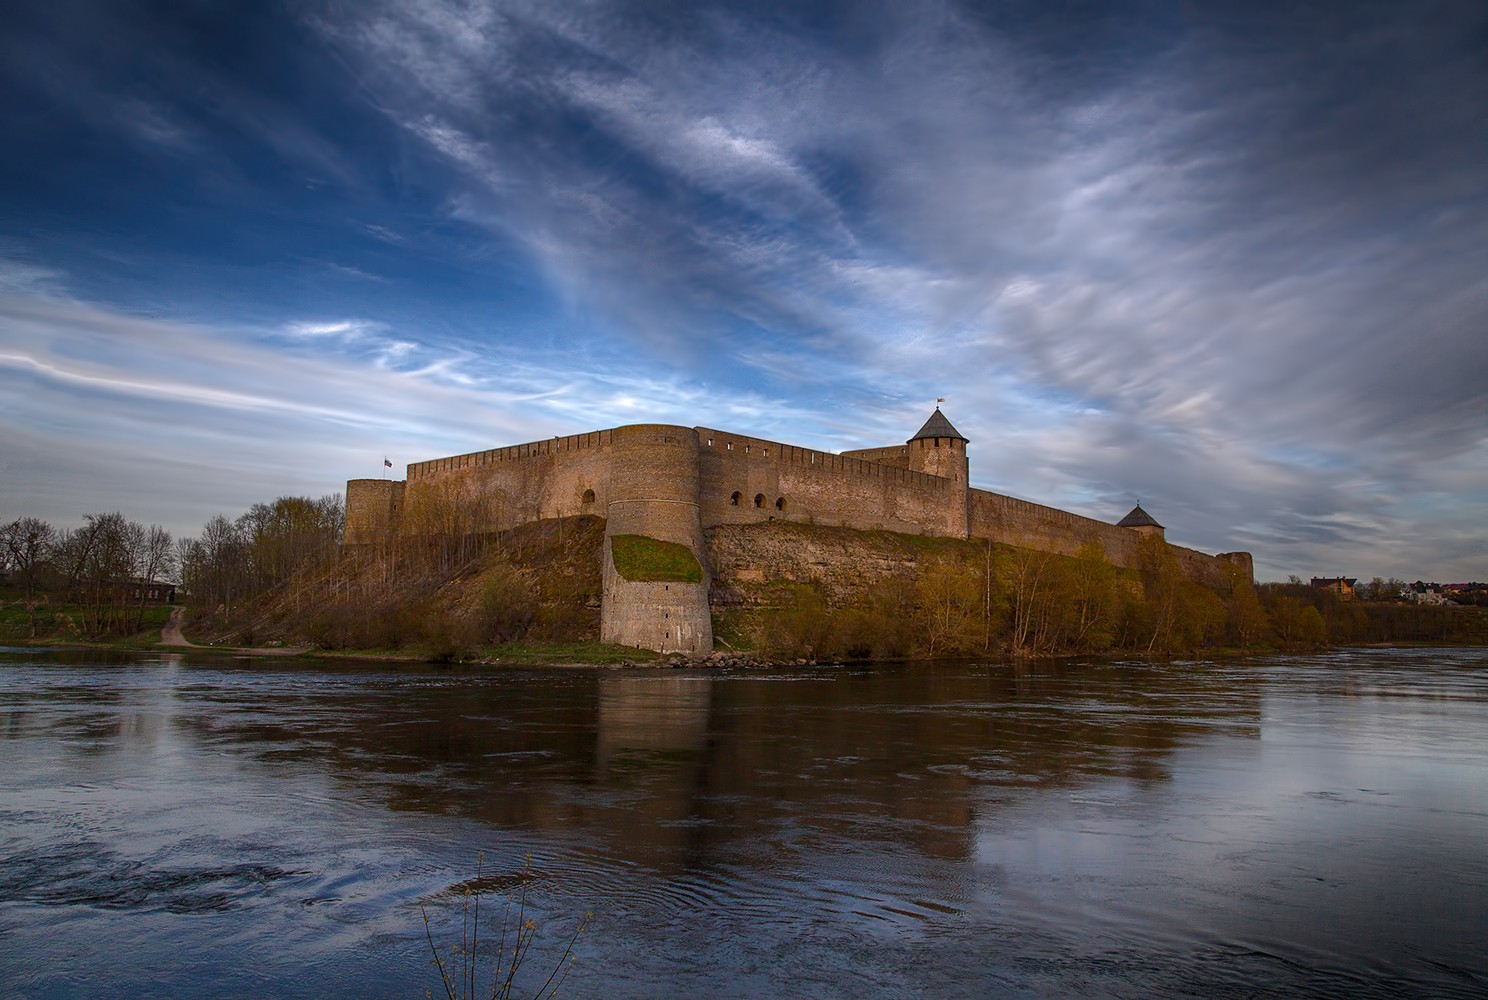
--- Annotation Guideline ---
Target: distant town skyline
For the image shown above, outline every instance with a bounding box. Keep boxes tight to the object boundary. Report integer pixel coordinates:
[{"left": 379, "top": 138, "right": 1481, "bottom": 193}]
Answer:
[{"left": 2, "top": 0, "right": 1485, "bottom": 583}]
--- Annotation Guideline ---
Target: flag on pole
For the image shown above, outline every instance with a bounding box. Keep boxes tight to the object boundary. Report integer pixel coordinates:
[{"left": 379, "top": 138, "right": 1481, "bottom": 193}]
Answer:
[
  {"left": 384, "top": 458, "right": 392, "bottom": 468},
  {"left": 936, "top": 397, "right": 945, "bottom": 403}
]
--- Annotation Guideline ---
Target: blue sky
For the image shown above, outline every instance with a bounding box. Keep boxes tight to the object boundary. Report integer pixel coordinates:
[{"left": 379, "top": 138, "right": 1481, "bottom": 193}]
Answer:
[{"left": 2, "top": 0, "right": 1486, "bottom": 582}]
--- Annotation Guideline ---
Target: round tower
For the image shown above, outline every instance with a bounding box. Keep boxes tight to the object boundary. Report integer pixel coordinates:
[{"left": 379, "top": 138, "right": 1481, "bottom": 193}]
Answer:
[
  {"left": 906, "top": 407, "right": 970, "bottom": 537},
  {"left": 600, "top": 425, "right": 713, "bottom": 653},
  {"left": 906, "top": 408, "right": 969, "bottom": 482}
]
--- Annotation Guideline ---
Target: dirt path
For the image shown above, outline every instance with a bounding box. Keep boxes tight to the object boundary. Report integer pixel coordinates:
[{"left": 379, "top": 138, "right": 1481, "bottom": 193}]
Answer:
[
  {"left": 161, "top": 606, "right": 196, "bottom": 646},
  {"left": 160, "top": 606, "right": 309, "bottom": 656}
]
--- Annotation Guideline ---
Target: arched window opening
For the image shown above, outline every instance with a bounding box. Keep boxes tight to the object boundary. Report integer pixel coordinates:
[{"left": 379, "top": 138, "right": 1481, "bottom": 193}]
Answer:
[
  {"left": 754, "top": 493, "right": 766, "bottom": 508},
  {"left": 775, "top": 497, "right": 786, "bottom": 511},
  {"left": 582, "top": 489, "right": 595, "bottom": 504},
  {"left": 730, "top": 491, "right": 741, "bottom": 506}
]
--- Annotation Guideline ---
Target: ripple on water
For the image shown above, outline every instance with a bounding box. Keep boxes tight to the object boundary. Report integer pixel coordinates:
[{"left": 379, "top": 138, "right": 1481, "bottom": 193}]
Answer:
[{"left": 1, "top": 650, "right": 1485, "bottom": 999}]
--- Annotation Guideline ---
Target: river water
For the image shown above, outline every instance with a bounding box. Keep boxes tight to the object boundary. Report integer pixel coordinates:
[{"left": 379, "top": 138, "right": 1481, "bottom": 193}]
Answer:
[{"left": 1, "top": 649, "right": 1485, "bottom": 998}]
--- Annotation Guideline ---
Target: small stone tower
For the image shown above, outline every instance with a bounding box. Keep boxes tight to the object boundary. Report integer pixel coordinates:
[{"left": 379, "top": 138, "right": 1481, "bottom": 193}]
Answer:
[
  {"left": 1117, "top": 504, "right": 1165, "bottom": 540},
  {"left": 907, "top": 407, "right": 970, "bottom": 537},
  {"left": 345, "top": 478, "right": 405, "bottom": 545},
  {"left": 907, "top": 407, "right": 969, "bottom": 481}
]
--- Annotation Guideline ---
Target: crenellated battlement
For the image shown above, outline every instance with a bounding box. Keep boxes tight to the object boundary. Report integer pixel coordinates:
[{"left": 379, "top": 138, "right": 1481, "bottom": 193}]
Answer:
[{"left": 408, "top": 429, "right": 616, "bottom": 479}]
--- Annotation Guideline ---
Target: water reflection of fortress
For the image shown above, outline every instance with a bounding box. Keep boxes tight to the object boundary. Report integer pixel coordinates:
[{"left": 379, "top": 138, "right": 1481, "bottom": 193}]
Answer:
[
  {"left": 354, "top": 668, "right": 1260, "bottom": 871},
  {"left": 348, "top": 409, "right": 1252, "bottom": 653}
]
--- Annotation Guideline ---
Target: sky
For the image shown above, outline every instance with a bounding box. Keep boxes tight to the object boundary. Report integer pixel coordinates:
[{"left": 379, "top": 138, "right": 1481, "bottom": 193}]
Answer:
[{"left": 1, "top": 0, "right": 1485, "bottom": 582}]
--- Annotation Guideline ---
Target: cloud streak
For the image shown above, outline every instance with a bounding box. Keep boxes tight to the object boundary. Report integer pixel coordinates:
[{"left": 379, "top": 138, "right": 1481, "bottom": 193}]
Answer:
[{"left": 1, "top": 0, "right": 1485, "bottom": 580}]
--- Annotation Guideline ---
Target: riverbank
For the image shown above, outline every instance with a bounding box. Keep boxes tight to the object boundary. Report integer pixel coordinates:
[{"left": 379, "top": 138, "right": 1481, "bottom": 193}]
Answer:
[{"left": 6, "top": 587, "right": 1485, "bottom": 667}]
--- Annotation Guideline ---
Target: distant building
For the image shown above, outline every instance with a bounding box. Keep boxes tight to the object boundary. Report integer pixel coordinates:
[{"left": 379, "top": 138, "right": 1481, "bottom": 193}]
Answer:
[
  {"left": 1405, "top": 581, "right": 1449, "bottom": 605},
  {"left": 118, "top": 578, "right": 176, "bottom": 603},
  {"left": 1311, "top": 577, "right": 1357, "bottom": 601}
]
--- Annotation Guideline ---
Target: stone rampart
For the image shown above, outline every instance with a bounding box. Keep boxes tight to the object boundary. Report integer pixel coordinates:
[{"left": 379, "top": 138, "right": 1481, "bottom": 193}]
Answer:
[
  {"left": 403, "top": 429, "right": 614, "bottom": 528},
  {"left": 840, "top": 444, "right": 911, "bottom": 469},
  {"left": 970, "top": 489, "right": 1138, "bottom": 564},
  {"left": 695, "top": 427, "right": 965, "bottom": 537},
  {"left": 351, "top": 411, "right": 1252, "bottom": 651},
  {"left": 969, "top": 489, "right": 1249, "bottom": 585}
]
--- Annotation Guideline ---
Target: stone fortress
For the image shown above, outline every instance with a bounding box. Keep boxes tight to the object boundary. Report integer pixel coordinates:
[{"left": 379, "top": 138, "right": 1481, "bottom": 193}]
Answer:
[{"left": 347, "top": 409, "right": 1252, "bottom": 654}]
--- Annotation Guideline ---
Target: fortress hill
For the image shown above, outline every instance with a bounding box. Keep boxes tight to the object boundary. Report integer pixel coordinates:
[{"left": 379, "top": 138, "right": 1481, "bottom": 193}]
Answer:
[{"left": 347, "top": 409, "right": 1252, "bottom": 654}]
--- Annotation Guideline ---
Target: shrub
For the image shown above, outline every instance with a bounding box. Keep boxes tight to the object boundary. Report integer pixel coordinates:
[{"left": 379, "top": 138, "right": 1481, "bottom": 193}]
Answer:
[{"left": 479, "top": 563, "right": 538, "bottom": 643}]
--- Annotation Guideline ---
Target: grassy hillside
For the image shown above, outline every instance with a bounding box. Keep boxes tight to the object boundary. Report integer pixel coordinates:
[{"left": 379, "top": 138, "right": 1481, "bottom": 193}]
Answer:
[
  {"left": 610, "top": 534, "right": 703, "bottom": 583},
  {"left": 182, "top": 516, "right": 607, "bottom": 659}
]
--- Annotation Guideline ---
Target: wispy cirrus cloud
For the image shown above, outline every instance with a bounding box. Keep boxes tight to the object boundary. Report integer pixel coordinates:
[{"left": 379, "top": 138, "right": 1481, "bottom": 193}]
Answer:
[{"left": 1, "top": 0, "right": 1485, "bottom": 580}]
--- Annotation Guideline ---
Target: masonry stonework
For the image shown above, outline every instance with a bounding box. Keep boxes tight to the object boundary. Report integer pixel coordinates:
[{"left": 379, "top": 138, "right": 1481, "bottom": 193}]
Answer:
[
  {"left": 600, "top": 425, "right": 714, "bottom": 653},
  {"left": 346, "top": 408, "right": 1252, "bottom": 652}
]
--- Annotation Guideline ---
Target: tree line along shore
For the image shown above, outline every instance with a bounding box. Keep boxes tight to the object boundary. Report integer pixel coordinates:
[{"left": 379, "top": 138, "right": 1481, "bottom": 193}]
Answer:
[{"left": 3, "top": 495, "right": 1486, "bottom": 660}]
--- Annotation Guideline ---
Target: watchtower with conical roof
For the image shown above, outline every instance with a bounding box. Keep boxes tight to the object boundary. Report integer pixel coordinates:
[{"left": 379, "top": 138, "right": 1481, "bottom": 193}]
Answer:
[
  {"left": 1117, "top": 503, "right": 1165, "bottom": 541},
  {"left": 907, "top": 407, "right": 969, "bottom": 484}
]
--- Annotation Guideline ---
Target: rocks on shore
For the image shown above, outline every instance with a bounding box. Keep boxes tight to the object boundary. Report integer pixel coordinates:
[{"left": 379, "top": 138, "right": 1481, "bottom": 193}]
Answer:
[{"left": 619, "top": 651, "right": 815, "bottom": 669}]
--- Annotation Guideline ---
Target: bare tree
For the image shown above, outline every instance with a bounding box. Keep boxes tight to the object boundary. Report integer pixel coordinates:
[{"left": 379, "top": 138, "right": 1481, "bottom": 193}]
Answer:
[
  {"left": 53, "top": 513, "right": 146, "bottom": 635},
  {"left": 174, "top": 536, "right": 196, "bottom": 584},
  {"left": 141, "top": 525, "right": 175, "bottom": 585},
  {"left": 2, "top": 517, "right": 56, "bottom": 595}
]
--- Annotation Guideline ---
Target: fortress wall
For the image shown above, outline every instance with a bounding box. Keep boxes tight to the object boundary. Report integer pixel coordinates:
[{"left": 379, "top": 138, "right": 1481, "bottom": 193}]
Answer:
[
  {"left": 840, "top": 444, "right": 912, "bottom": 469},
  {"left": 695, "top": 427, "right": 966, "bottom": 537},
  {"left": 970, "top": 489, "right": 1140, "bottom": 564},
  {"left": 1184, "top": 549, "right": 1254, "bottom": 587},
  {"left": 407, "top": 428, "right": 614, "bottom": 482},
  {"left": 401, "top": 430, "right": 616, "bottom": 531},
  {"left": 969, "top": 489, "right": 1251, "bottom": 584},
  {"left": 355, "top": 417, "right": 1251, "bottom": 653}
]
